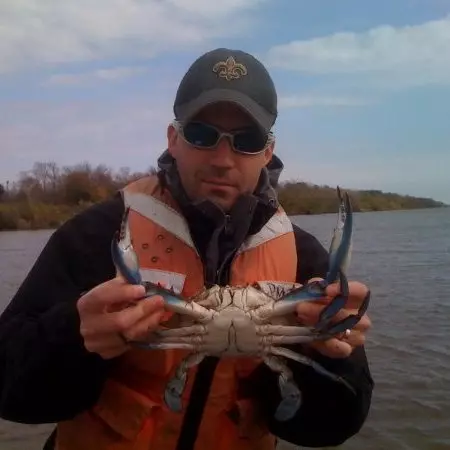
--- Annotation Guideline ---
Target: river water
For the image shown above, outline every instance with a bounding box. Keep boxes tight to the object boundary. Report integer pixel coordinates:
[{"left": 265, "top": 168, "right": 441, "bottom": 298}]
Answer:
[{"left": 0, "top": 207, "right": 449, "bottom": 450}]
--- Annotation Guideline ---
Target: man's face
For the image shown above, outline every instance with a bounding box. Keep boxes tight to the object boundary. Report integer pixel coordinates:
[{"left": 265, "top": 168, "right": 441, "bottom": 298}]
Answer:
[{"left": 167, "top": 102, "right": 274, "bottom": 212}]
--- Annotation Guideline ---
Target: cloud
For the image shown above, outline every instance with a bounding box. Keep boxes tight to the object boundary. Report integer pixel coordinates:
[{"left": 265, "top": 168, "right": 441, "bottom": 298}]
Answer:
[
  {"left": 0, "top": 0, "right": 266, "bottom": 74},
  {"left": 279, "top": 95, "right": 372, "bottom": 109},
  {"left": 265, "top": 15, "right": 450, "bottom": 88},
  {"left": 44, "top": 66, "right": 149, "bottom": 86},
  {"left": 0, "top": 95, "right": 174, "bottom": 182}
]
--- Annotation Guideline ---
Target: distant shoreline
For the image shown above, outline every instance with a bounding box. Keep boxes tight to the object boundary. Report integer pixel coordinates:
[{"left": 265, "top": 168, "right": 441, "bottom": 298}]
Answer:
[
  {"left": 0, "top": 161, "right": 447, "bottom": 231},
  {"left": 0, "top": 201, "right": 447, "bottom": 232},
  {"left": 294, "top": 204, "right": 449, "bottom": 216}
]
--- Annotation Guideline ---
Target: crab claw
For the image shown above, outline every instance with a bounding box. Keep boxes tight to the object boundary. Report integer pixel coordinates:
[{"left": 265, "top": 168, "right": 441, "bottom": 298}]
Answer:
[
  {"left": 313, "top": 270, "right": 349, "bottom": 330},
  {"left": 145, "top": 282, "right": 214, "bottom": 322},
  {"left": 111, "top": 207, "right": 142, "bottom": 285},
  {"left": 258, "top": 187, "right": 353, "bottom": 322},
  {"left": 110, "top": 208, "right": 214, "bottom": 325},
  {"left": 164, "top": 373, "right": 186, "bottom": 412},
  {"left": 315, "top": 289, "right": 370, "bottom": 336},
  {"left": 325, "top": 187, "right": 353, "bottom": 285}
]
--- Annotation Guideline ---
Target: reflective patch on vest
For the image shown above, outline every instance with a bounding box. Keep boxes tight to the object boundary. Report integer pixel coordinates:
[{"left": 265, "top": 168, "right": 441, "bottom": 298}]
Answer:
[
  {"left": 122, "top": 191, "right": 198, "bottom": 254},
  {"left": 238, "top": 211, "right": 293, "bottom": 254},
  {"left": 141, "top": 268, "right": 186, "bottom": 294},
  {"left": 254, "top": 280, "right": 301, "bottom": 299}
]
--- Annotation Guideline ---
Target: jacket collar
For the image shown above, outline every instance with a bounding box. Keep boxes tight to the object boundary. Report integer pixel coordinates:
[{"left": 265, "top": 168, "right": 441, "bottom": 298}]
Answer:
[{"left": 156, "top": 149, "right": 284, "bottom": 233}]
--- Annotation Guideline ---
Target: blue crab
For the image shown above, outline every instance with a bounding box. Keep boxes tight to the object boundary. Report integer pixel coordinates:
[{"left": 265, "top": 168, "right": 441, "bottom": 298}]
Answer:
[{"left": 111, "top": 187, "right": 370, "bottom": 421}]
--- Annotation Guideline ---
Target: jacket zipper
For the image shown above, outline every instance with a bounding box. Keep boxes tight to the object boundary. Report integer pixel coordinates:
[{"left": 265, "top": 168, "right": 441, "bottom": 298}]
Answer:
[
  {"left": 215, "top": 214, "right": 234, "bottom": 283},
  {"left": 223, "top": 214, "right": 231, "bottom": 235}
]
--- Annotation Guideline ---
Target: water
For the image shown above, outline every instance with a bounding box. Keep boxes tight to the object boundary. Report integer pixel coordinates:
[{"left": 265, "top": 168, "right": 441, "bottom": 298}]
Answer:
[{"left": 0, "top": 208, "right": 449, "bottom": 450}]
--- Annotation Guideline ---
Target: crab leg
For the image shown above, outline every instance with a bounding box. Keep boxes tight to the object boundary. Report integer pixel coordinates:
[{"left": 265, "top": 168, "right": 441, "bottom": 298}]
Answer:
[
  {"left": 164, "top": 352, "right": 207, "bottom": 412},
  {"left": 258, "top": 324, "right": 317, "bottom": 336},
  {"left": 270, "top": 346, "right": 356, "bottom": 395},
  {"left": 258, "top": 326, "right": 336, "bottom": 344},
  {"left": 129, "top": 341, "right": 195, "bottom": 350},
  {"left": 147, "top": 336, "right": 203, "bottom": 345},
  {"left": 156, "top": 324, "right": 207, "bottom": 337},
  {"left": 263, "top": 355, "right": 302, "bottom": 422},
  {"left": 144, "top": 287, "right": 215, "bottom": 323}
]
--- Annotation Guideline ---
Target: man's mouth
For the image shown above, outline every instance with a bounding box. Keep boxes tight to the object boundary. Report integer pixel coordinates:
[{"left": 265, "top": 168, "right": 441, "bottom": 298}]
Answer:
[{"left": 201, "top": 178, "right": 235, "bottom": 188}]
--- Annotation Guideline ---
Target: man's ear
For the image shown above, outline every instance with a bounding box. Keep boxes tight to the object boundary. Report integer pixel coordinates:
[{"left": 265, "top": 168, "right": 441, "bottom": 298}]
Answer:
[
  {"left": 264, "top": 140, "right": 274, "bottom": 166},
  {"left": 167, "top": 123, "right": 178, "bottom": 157}
]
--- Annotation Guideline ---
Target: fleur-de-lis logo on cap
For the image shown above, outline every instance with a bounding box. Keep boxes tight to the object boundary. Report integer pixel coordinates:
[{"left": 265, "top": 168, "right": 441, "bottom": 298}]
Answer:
[{"left": 212, "top": 56, "right": 248, "bottom": 81}]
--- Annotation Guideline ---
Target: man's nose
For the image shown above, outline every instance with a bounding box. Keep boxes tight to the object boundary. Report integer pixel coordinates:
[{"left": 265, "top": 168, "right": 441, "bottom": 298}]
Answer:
[{"left": 209, "top": 136, "right": 235, "bottom": 168}]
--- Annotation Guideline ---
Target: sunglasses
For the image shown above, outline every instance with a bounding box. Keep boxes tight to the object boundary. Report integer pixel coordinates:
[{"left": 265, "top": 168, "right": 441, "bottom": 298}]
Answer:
[{"left": 172, "top": 120, "right": 274, "bottom": 155}]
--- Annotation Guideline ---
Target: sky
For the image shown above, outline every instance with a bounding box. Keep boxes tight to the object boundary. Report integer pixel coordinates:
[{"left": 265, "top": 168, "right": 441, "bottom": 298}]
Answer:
[{"left": 1, "top": 0, "right": 449, "bottom": 203}]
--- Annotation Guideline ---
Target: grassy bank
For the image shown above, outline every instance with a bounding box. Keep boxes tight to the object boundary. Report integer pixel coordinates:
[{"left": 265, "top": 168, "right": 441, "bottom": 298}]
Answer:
[{"left": 0, "top": 201, "right": 92, "bottom": 231}]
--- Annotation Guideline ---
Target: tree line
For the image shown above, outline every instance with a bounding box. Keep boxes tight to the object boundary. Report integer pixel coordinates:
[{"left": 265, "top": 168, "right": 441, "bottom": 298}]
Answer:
[
  {"left": 276, "top": 181, "right": 446, "bottom": 214},
  {"left": 0, "top": 161, "right": 446, "bottom": 231}
]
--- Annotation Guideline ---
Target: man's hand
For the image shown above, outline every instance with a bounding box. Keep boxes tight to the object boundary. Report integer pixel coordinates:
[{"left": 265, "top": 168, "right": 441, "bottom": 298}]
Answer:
[
  {"left": 296, "top": 278, "right": 372, "bottom": 359},
  {"left": 77, "top": 277, "right": 166, "bottom": 359}
]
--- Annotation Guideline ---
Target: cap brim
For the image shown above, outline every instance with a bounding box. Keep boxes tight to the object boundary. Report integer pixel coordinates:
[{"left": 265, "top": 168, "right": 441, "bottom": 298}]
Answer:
[{"left": 174, "top": 88, "right": 275, "bottom": 134}]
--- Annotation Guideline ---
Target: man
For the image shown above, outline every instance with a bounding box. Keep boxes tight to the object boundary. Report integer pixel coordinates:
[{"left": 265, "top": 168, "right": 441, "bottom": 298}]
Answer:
[{"left": 0, "top": 48, "right": 373, "bottom": 450}]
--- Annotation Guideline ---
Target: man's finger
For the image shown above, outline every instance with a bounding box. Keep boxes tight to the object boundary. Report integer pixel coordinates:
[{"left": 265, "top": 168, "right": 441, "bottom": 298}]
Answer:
[
  {"left": 296, "top": 301, "right": 355, "bottom": 324},
  {"left": 297, "top": 280, "right": 369, "bottom": 317},
  {"left": 306, "top": 277, "right": 369, "bottom": 301},
  {"left": 334, "top": 329, "right": 366, "bottom": 347},
  {"left": 308, "top": 338, "right": 353, "bottom": 359},
  {"left": 296, "top": 300, "right": 329, "bottom": 323},
  {"left": 330, "top": 311, "right": 372, "bottom": 333},
  {"left": 309, "top": 327, "right": 366, "bottom": 358},
  {"left": 85, "top": 335, "right": 129, "bottom": 353},
  {"left": 125, "top": 309, "right": 166, "bottom": 341},
  {"left": 343, "top": 330, "right": 366, "bottom": 347},
  {"left": 82, "top": 295, "right": 164, "bottom": 335},
  {"left": 296, "top": 298, "right": 367, "bottom": 322},
  {"left": 79, "top": 277, "right": 146, "bottom": 314},
  {"left": 307, "top": 277, "right": 325, "bottom": 284},
  {"left": 297, "top": 299, "right": 372, "bottom": 332},
  {"left": 108, "top": 295, "right": 165, "bottom": 331},
  {"left": 325, "top": 280, "right": 369, "bottom": 303}
]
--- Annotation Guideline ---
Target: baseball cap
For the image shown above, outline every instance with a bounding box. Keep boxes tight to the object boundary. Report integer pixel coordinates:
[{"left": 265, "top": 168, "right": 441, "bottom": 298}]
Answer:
[{"left": 173, "top": 48, "right": 278, "bottom": 134}]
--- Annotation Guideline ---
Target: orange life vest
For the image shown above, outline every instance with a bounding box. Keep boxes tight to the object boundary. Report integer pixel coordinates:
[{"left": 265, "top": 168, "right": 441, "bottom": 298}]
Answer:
[{"left": 55, "top": 175, "right": 297, "bottom": 450}]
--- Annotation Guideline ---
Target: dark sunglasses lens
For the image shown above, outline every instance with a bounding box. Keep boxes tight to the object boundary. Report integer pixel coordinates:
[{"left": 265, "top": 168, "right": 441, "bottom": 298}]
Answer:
[
  {"left": 233, "top": 130, "right": 268, "bottom": 153},
  {"left": 182, "top": 122, "right": 219, "bottom": 147}
]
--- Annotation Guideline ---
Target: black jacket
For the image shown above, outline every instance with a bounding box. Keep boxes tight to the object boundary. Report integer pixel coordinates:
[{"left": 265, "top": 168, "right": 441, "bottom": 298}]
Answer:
[{"left": 0, "top": 152, "right": 373, "bottom": 449}]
